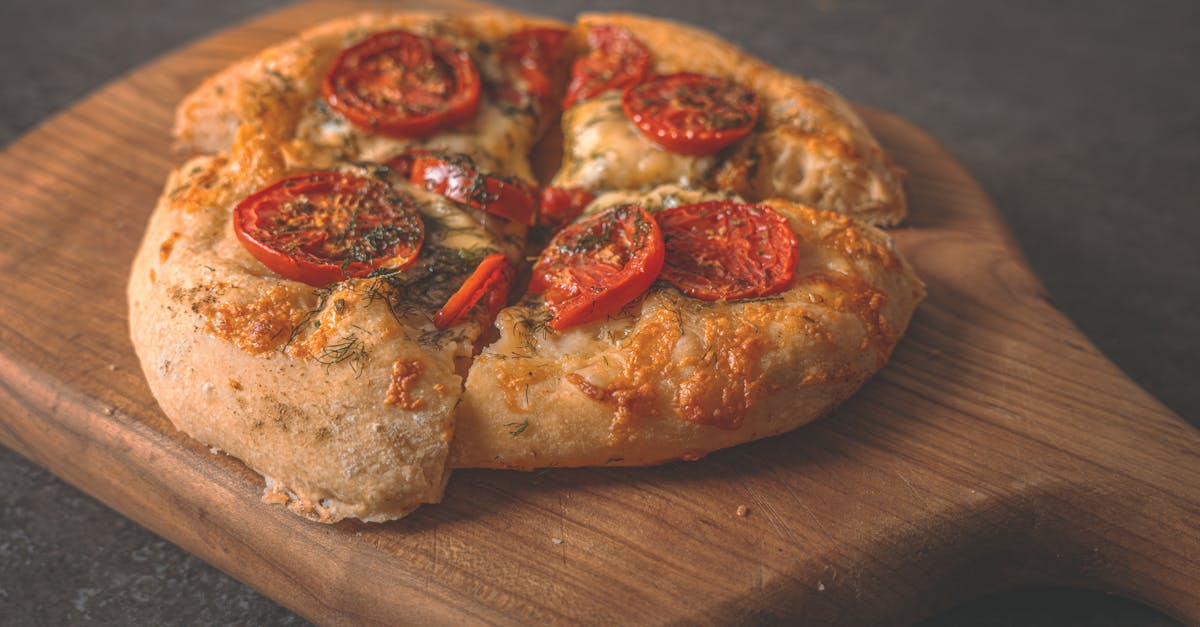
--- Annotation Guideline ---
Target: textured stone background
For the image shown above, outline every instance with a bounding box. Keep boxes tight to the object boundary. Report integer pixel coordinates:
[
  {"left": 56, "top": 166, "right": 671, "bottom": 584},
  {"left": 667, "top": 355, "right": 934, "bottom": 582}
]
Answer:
[{"left": 1, "top": 0, "right": 1195, "bottom": 624}]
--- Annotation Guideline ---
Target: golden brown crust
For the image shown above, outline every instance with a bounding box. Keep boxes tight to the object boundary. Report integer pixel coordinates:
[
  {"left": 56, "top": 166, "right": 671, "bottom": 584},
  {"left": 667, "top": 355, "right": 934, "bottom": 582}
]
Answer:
[
  {"left": 552, "top": 13, "right": 906, "bottom": 225},
  {"left": 128, "top": 148, "right": 519, "bottom": 522},
  {"left": 450, "top": 192, "right": 923, "bottom": 470}
]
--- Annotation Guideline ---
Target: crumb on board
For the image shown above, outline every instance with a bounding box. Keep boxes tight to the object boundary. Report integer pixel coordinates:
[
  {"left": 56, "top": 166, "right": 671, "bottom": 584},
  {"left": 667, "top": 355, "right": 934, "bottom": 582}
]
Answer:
[
  {"left": 736, "top": 504, "right": 749, "bottom": 517},
  {"left": 551, "top": 537, "right": 563, "bottom": 545},
  {"left": 106, "top": 364, "right": 118, "bottom": 371}
]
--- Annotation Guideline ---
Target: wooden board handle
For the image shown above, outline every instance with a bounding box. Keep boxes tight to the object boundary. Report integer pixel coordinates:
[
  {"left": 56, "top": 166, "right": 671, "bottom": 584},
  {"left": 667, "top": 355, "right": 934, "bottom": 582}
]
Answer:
[
  {"left": 1022, "top": 404, "right": 1200, "bottom": 621},
  {"left": 868, "top": 107, "right": 1200, "bottom": 623}
]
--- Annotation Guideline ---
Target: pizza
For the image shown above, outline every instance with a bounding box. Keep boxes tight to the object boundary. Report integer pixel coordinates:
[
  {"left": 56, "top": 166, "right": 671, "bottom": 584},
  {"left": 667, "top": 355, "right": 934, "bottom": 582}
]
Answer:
[{"left": 128, "top": 9, "right": 923, "bottom": 523}]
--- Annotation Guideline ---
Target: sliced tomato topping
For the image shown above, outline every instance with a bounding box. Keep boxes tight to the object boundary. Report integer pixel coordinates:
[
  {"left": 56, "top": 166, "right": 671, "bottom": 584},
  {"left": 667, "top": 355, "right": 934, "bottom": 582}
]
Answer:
[
  {"left": 530, "top": 204, "right": 664, "bottom": 330},
  {"left": 409, "top": 153, "right": 537, "bottom": 225},
  {"left": 432, "top": 253, "right": 513, "bottom": 329},
  {"left": 234, "top": 171, "right": 424, "bottom": 287},
  {"left": 656, "top": 201, "right": 798, "bottom": 300},
  {"left": 497, "top": 27, "right": 570, "bottom": 113},
  {"left": 538, "top": 186, "right": 595, "bottom": 229},
  {"left": 322, "top": 30, "right": 481, "bottom": 138},
  {"left": 622, "top": 72, "right": 760, "bottom": 156},
  {"left": 562, "top": 25, "right": 650, "bottom": 109}
]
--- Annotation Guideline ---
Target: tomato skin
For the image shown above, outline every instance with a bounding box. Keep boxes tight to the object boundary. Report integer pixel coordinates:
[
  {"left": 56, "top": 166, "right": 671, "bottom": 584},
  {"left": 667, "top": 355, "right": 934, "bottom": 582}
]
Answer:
[
  {"left": 562, "top": 25, "right": 651, "bottom": 109},
  {"left": 538, "top": 186, "right": 595, "bottom": 229},
  {"left": 530, "top": 204, "right": 664, "bottom": 331},
  {"left": 498, "top": 27, "right": 570, "bottom": 113},
  {"left": 233, "top": 171, "right": 424, "bottom": 288},
  {"left": 383, "top": 148, "right": 431, "bottom": 178},
  {"left": 322, "top": 30, "right": 482, "bottom": 139},
  {"left": 408, "top": 153, "right": 537, "bottom": 225},
  {"left": 656, "top": 201, "right": 798, "bottom": 300},
  {"left": 432, "top": 253, "right": 513, "bottom": 329},
  {"left": 622, "top": 72, "right": 761, "bottom": 156}
]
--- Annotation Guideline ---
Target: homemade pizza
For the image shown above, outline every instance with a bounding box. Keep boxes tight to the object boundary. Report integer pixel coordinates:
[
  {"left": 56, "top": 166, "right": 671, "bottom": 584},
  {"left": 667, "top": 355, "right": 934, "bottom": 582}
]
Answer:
[{"left": 128, "top": 9, "right": 923, "bottom": 523}]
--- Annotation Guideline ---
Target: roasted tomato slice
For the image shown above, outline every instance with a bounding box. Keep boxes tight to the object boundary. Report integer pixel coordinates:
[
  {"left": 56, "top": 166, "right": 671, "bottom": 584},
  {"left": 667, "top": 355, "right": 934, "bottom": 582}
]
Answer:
[
  {"left": 562, "top": 25, "right": 651, "bottom": 109},
  {"left": 656, "top": 201, "right": 798, "bottom": 300},
  {"left": 432, "top": 253, "right": 513, "bottom": 329},
  {"left": 622, "top": 72, "right": 761, "bottom": 156},
  {"left": 498, "top": 27, "right": 570, "bottom": 112},
  {"left": 233, "top": 171, "right": 424, "bottom": 287},
  {"left": 530, "top": 204, "right": 664, "bottom": 330},
  {"left": 538, "top": 186, "right": 595, "bottom": 229},
  {"left": 410, "top": 153, "right": 537, "bottom": 225},
  {"left": 322, "top": 30, "right": 481, "bottom": 138},
  {"left": 434, "top": 249, "right": 513, "bottom": 326}
]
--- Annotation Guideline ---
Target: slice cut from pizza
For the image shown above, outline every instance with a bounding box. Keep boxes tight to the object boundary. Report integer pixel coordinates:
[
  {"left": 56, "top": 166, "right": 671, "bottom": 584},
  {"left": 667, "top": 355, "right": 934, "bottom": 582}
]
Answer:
[
  {"left": 450, "top": 186, "right": 923, "bottom": 469},
  {"left": 551, "top": 13, "right": 907, "bottom": 225},
  {"left": 175, "top": 11, "right": 571, "bottom": 184},
  {"left": 129, "top": 141, "right": 526, "bottom": 522}
]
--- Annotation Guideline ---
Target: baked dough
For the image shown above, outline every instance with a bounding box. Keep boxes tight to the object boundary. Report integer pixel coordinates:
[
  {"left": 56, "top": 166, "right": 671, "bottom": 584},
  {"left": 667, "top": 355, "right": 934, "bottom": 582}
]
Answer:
[
  {"left": 128, "top": 148, "right": 524, "bottom": 522},
  {"left": 451, "top": 187, "right": 923, "bottom": 469},
  {"left": 130, "top": 9, "right": 922, "bottom": 523},
  {"left": 553, "top": 13, "right": 907, "bottom": 225}
]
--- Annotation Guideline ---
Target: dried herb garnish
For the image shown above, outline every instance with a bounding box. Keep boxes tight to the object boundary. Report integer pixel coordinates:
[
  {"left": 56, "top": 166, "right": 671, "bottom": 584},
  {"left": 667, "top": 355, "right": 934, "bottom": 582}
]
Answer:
[{"left": 316, "top": 333, "right": 368, "bottom": 376}]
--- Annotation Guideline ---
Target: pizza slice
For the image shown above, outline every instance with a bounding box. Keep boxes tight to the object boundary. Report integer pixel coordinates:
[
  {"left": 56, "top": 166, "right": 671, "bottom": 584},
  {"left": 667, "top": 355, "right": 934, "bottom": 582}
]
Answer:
[
  {"left": 129, "top": 136, "right": 528, "bottom": 521},
  {"left": 451, "top": 186, "right": 923, "bottom": 469},
  {"left": 550, "top": 14, "right": 907, "bottom": 225}
]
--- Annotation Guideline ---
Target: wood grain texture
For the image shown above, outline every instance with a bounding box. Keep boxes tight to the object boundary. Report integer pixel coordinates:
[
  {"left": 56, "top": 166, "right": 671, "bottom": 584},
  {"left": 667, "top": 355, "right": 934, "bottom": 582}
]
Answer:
[{"left": 0, "top": 1, "right": 1197, "bottom": 624}]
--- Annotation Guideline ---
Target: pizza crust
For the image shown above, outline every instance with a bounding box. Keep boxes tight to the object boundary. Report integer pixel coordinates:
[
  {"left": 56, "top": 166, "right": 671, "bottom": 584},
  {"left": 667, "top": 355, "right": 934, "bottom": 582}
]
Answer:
[{"left": 450, "top": 192, "right": 923, "bottom": 469}]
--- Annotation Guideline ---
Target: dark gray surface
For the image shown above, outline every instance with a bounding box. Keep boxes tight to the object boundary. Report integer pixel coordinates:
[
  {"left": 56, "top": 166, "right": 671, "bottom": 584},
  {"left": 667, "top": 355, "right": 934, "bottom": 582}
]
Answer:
[{"left": 1, "top": 0, "right": 1195, "bottom": 624}]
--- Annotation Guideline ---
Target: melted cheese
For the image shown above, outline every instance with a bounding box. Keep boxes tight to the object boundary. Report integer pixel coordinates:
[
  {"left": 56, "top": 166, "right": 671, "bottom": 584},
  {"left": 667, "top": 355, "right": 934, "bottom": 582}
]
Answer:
[
  {"left": 586, "top": 184, "right": 739, "bottom": 216},
  {"left": 553, "top": 93, "right": 715, "bottom": 191},
  {"left": 290, "top": 100, "right": 535, "bottom": 182}
]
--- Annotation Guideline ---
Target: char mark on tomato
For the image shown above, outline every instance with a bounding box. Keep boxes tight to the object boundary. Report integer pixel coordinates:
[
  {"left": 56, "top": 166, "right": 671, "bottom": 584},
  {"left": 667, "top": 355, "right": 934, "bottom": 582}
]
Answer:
[
  {"left": 234, "top": 171, "right": 424, "bottom": 287},
  {"left": 562, "top": 24, "right": 651, "bottom": 109},
  {"left": 622, "top": 72, "right": 760, "bottom": 156},
  {"left": 656, "top": 201, "right": 798, "bottom": 300},
  {"left": 530, "top": 204, "right": 664, "bottom": 330},
  {"left": 322, "top": 30, "right": 481, "bottom": 138}
]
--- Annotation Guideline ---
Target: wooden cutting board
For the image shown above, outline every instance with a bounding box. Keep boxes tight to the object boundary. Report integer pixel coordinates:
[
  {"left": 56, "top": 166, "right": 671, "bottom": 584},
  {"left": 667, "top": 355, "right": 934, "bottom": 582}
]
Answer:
[{"left": 1, "top": 1, "right": 1196, "bottom": 624}]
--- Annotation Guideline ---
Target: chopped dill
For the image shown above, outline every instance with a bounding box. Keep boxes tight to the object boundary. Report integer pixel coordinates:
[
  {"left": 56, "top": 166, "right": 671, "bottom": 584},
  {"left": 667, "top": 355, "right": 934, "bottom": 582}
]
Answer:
[
  {"left": 417, "top": 326, "right": 468, "bottom": 348},
  {"left": 511, "top": 307, "right": 553, "bottom": 352},
  {"left": 505, "top": 419, "right": 529, "bottom": 436},
  {"left": 316, "top": 333, "right": 368, "bottom": 376},
  {"left": 362, "top": 241, "right": 497, "bottom": 323},
  {"left": 282, "top": 287, "right": 332, "bottom": 351}
]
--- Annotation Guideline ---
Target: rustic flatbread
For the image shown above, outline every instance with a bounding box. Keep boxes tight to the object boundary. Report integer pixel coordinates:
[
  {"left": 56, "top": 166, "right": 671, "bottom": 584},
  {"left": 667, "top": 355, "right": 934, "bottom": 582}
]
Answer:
[{"left": 129, "top": 9, "right": 922, "bottom": 523}]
